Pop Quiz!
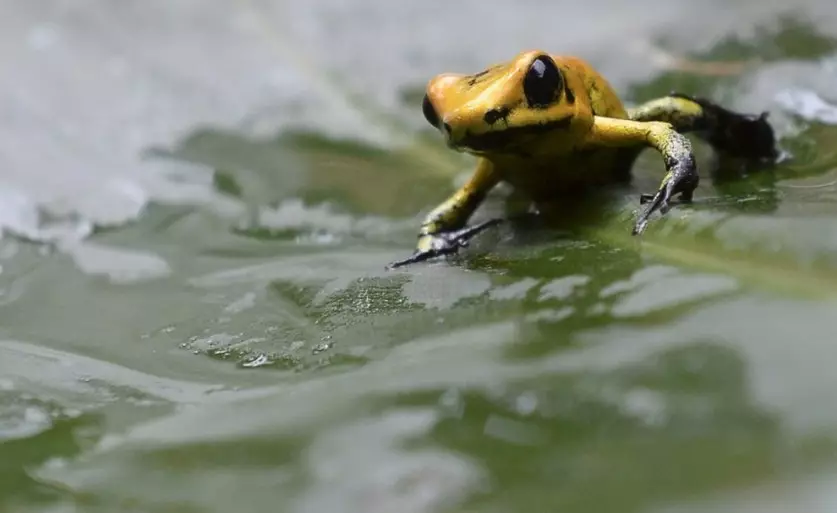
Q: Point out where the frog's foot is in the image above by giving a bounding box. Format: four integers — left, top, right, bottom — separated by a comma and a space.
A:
670, 93, 779, 162
633, 159, 699, 235
386, 219, 502, 269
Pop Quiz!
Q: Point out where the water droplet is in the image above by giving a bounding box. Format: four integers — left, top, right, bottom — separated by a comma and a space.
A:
242, 354, 271, 368
312, 343, 332, 354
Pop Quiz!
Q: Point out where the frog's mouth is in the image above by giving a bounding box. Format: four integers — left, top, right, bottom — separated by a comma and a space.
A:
453, 116, 574, 153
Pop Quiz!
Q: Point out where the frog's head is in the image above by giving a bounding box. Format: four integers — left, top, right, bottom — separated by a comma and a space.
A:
421, 50, 591, 157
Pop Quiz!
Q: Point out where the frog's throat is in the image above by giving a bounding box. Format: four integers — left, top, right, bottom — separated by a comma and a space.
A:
453, 115, 574, 153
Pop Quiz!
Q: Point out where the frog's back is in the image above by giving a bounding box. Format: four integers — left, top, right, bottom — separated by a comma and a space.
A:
552, 55, 628, 119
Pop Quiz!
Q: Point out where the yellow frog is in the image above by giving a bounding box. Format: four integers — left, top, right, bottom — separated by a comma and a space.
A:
389, 50, 778, 268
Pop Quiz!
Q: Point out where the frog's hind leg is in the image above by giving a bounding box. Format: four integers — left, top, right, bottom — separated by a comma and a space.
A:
627, 93, 779, 163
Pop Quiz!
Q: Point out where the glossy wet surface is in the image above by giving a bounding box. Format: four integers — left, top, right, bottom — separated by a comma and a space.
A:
3, 0, 837, 511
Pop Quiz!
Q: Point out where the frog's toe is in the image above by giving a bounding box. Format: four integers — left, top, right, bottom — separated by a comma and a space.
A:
633, 190, 668, 235
387, 250, 436, 269
446, 218, 503, 247
634, 173, 697, 235
632, 219, 649, 236
386, 218, 502, 269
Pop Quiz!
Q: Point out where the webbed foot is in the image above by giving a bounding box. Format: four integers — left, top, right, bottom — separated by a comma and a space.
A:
387, 219, 502, 269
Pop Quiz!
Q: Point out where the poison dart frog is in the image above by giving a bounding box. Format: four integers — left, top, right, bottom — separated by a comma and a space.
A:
388, 50, 778, 268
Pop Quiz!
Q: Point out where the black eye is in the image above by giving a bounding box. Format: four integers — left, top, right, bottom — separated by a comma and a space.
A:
523, 56, 563, 108
422, 94, 440, 128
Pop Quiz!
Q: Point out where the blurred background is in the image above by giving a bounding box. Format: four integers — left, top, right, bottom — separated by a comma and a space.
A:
2, 0, 837, 512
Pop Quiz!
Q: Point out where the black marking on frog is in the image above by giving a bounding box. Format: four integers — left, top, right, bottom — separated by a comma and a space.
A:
467, 69, 491, 86
457, 116, 574, 152
564, 82, 575, 105
466, 65, 504, 87
483, 107, 511, 126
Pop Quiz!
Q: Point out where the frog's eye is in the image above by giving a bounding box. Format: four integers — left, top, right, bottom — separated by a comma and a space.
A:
523, 55, 563, 108
422, 94, 440, 128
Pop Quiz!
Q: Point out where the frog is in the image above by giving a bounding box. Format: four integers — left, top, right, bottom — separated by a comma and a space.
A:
388, 50, 778, 269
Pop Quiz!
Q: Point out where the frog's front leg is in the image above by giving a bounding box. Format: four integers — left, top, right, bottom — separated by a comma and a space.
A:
387, 159, 501, 269
627, 94, 778, 162
588, 117, 699, 235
